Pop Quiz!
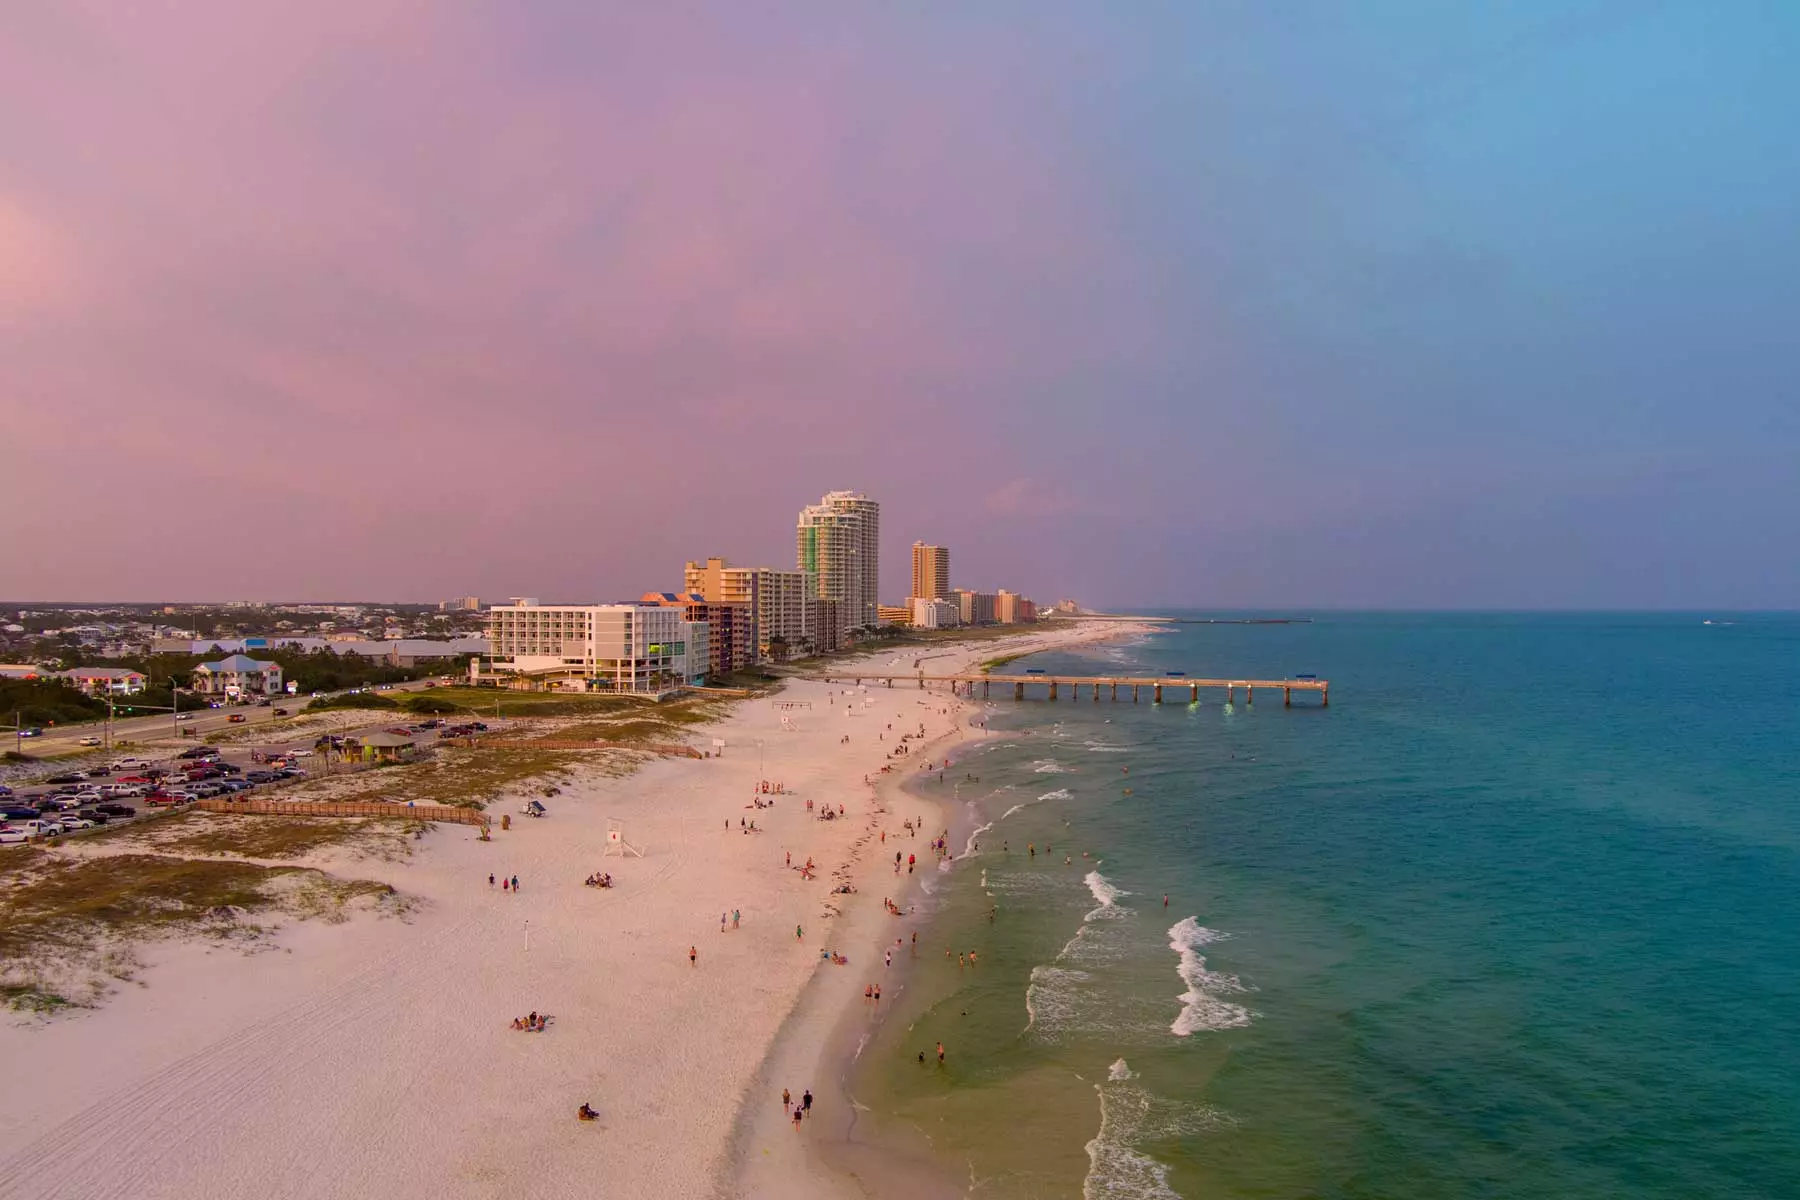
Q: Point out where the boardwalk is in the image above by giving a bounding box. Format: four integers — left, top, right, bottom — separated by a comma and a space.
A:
809, 672, 1329, 706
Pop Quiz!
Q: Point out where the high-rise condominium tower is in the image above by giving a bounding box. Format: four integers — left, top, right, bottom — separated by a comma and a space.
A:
797, 490, 880, 632
911, 542, 950, 600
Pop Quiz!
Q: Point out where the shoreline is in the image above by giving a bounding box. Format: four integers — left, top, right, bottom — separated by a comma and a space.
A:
0, 619, 1158, 1200
721, 619, 1161, 1199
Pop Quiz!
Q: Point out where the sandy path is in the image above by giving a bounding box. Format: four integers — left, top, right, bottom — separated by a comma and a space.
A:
0, 621, 1154, 1200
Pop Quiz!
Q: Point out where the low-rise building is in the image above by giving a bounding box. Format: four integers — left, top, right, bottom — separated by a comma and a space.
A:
191, 655, 285, 699
58, 667, 148, 696
877, 605, 914, 628
911, 598, 960, 629
473, 601, 708, 694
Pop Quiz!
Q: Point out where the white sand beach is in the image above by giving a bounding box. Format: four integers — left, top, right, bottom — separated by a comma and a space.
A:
0, 621, 1154, 1199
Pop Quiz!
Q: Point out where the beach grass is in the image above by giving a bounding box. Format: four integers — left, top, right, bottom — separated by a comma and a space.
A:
0, 846, 400, 1013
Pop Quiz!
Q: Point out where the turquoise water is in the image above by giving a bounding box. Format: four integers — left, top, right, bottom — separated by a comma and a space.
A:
856, 614, 1800, 1198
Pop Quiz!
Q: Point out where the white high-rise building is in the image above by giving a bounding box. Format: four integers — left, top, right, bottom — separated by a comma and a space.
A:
796, 490, 880, 635
476, 603, 708, 693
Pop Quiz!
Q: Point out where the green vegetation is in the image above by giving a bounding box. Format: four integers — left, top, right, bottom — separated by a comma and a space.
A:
306, 691, 400, 711
414, 686, 654, 717
401, 694, 461, 714
0, 678, 108, 726
980, 651, 1033, 672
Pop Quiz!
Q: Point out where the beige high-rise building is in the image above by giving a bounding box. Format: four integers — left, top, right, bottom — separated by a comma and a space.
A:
910, 542, 951, 601
684, 557, 814, 659
797, 490, 880, 634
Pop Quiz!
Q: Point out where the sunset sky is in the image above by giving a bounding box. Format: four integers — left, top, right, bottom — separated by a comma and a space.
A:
3, 3, 1796, 608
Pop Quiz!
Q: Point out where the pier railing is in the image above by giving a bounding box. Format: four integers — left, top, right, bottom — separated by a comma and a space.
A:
193, 798, 488, 825
808, 672, 1329, 706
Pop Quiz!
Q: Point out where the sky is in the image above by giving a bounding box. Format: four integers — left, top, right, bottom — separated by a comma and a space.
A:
3, 1, 1796, 609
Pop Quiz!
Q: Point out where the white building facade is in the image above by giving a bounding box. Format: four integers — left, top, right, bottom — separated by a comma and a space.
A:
477, 602, 708, 693
910, 598, 960, 629
797, 490, 879, 634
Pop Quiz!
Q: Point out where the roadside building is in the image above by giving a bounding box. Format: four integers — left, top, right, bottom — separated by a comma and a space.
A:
58, 667, 148, 696
439, 596, 483, 611
0, 664, 46, 681
191, 655, 285, 699
640, 593, 753, 678
357, 731, 418, 763
473, 601, 708, 694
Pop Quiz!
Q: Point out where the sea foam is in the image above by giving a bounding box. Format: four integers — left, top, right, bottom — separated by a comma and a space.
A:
1084, 870, 1130, 921
1167, 916, 1252, 1036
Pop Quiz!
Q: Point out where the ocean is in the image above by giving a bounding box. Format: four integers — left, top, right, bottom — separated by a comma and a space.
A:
851, 613, 1800, 1199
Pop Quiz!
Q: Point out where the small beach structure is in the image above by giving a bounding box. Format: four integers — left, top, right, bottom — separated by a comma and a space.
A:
359, 730, 417, 763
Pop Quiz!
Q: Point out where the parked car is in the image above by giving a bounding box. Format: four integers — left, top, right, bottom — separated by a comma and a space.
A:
76, 810, 111, 825
47, 797, 85, 812
2, 807, 41, 822
57, 817, 95, 831
87, 765, 113, 776
0, 828, 32, 844
272, 709, 290, 717
227, 714, 247, 724
146, 791, 196, 806
0, 784, 12, 798
288, 748, 314, 758
95, 803, 137, 817
45, 773, 88, 784
9, 819, 61, 837
78, 736, 103, 746
70, 790, 105, 804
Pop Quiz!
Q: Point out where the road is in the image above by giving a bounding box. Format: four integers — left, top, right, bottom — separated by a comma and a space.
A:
13, 679, 444, 753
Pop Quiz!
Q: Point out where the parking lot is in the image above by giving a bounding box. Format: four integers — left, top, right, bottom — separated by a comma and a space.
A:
2, 714, 499, 844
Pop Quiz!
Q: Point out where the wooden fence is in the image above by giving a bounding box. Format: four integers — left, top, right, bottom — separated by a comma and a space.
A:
480, 739, 703, 758
194, 798, 488, 826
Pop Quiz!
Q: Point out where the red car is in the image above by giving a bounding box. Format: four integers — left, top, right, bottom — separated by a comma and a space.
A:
227, 714, 247, 723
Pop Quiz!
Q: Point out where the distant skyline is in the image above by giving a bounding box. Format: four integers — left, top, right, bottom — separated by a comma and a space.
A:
4, 4, 1797, 608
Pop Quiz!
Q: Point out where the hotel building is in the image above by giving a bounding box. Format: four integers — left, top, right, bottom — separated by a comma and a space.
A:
797, 490, 880, 635
683, 558, 815, 660
953, 589, 998, 626
474, 601, 708, 693
910, 597, 959, 629
640, 593, 753, 678
911, 542, 951, 601
995, 591, 1038, 625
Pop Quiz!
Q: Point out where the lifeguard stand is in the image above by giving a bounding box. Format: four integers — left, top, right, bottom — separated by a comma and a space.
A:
601, 818, 643, 857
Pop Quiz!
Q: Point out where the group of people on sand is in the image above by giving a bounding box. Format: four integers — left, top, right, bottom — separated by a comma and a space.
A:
511, 1011, 551, 1031
758, 780, 785, 794
489, 873, 521, 892
784, 1087, 814, 1131
819, 948, 849, 965
583, 872, 614, 888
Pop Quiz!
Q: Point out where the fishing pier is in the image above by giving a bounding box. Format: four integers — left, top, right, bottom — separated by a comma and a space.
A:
810, 672, 1329, 707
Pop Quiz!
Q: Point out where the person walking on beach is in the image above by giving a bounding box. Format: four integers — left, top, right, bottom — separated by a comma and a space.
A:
885, 949, 892, 968
796, 924, 804, 941
733, 909, 741, 930
803, 1089, 813, 1113
721, 911, 728, 933
793, 1106, 803, 1131
502, 877, 509, 892
937, 1042, 946, 1065
488, 873, 494, 887
511, 875, 519, 892
873, 985, 881, 1004
783, 1087, 791, 1110
690, 945, 697, 967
